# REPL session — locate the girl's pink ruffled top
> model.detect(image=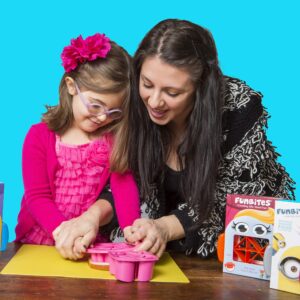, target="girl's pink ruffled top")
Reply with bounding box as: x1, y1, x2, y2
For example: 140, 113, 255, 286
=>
21, 135, 111, 245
